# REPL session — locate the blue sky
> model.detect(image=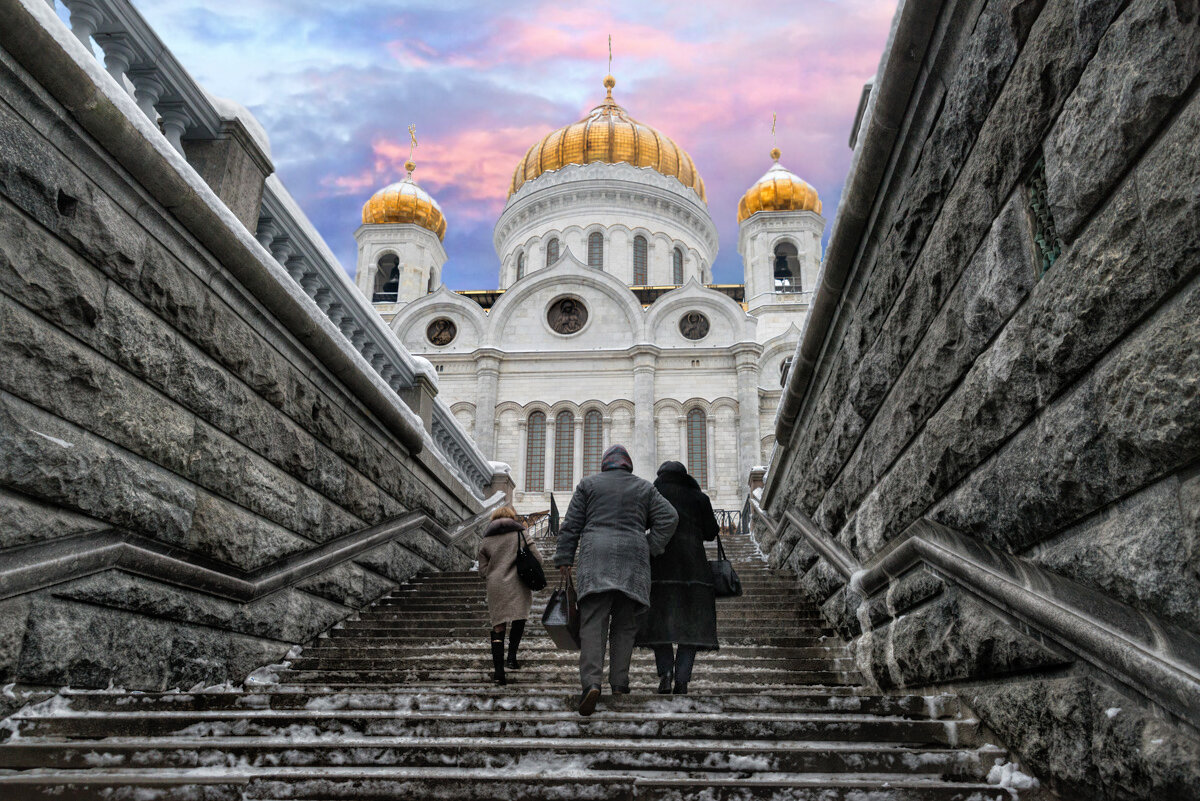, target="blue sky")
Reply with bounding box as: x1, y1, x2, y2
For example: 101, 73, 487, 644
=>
120, 0, 896, 288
